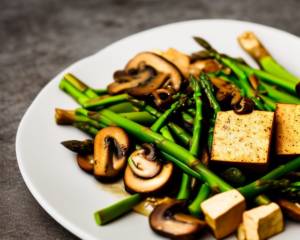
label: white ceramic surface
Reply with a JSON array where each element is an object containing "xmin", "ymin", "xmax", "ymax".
[{"xmin": 16, "ymin": 19, "xmax": 300, "ymax": 240}]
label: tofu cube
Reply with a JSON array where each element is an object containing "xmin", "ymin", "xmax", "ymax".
[
  {"xmin": 211, "ymin": 111, "xmax": 274, "ymax": 171},
  {"xmin": 243, "ymin": 203, "xmax": 284, "ymax": 240},
  {"xmin": 201, "ymin": 189, "xmax": 246, "ymax": 239},
  {"xmin": 237, "ymin": 223, "xmax": 246, "ymax": 240},
  {"xmin": 275, "ymin": 103, "xmax": 300, "ymax": 155}
]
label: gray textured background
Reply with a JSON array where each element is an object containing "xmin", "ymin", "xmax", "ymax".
[{"xmin": 1, "ymin": 0, "xmax": 300, "ymax": 239}]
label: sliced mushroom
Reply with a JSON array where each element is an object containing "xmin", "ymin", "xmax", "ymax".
[
  {"xmin": 277, "ymin": 198, "xmax": 300, "ymax": 222},
  {"xmin": 93, "ymin": 127, "xmax": 130, "ymax": 180},
  {"xmin": 129, "ymin": 143, "xmax": 162, "ymax": 178},
  {"xmin": 233, "ymin": 97, "xmax": 255, "ymax": 114},
  {"xmin": 126, "ymin": 72, "xmax": 170, "ymax": 97},
  {"xmin": 189, "ymin": 59, "xmax": 223, "ymax": 76},
  {"xmin": 152, "ymin": 88, "xmax": 175, "ymax": 107},
  {"xmin": 133, "ymin": 197, "xmax": 170, "ymax": 216},
  {"xmin": 125, "ymin": 52, "xmax": 182, "ymax": 92},
  {"xmin": 107, "ymin": 66, "xmax": 156, "ymax": 95},
  {"xmin": 149, "ymin": 198, "xmax": 206, "ymax": 240},
  {"xmin": 210, "ymin": 77, "xmax": 241, "ymax": 106},
  {"xmin": 124, "ymin": 161, "xmax": 173, "ymax": 194},
  {"xmin": 77, "ymin": 154, "xmax": 94, "ymax": 173}
]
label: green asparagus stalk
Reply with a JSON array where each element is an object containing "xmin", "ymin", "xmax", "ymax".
[
  {"xmin": 259, "ymin": 82, "xmax": 300, "ymax": 104},
  {"xmin": 237, "ymin": 32, "xmax": 300, "ymax": 84},
  {"xmin": 73, "ymin": 122, "xmax": 100, "ymax": 136},
  {"xmin": 189, "ymin": 76, "xmax": 203, "ymax": 158},
  {"xmin": 199, "ymin": 72, "xmax": 221, "ymax": 118},
  {"xmin": 258, "ymin": 94, "xmax": 276, "ymax": 111},
  {"xmin": 83, "ymin": 93, "xmax": 129, "ymax": 110},
  {"xmin": 188, "ymin": 184, "xmax": 212, "ymax": 217},
  {"xmin": 94, "ymin": 193, "xmax": 143, "ymax": 225},
  {"xmin": 93, "ymin": 89, "xmax": 108, "ymax": 96},
  {"xmin": 168, "ymin": 122, "xmax": 192, "ymax": 146},
  {"xmin": 187, "ymin": 108, "xmax": 196, "ymax": 116},
  {"xmin": 221, "ymin": 58, "xmax": 265, "ymax": 110},
  {"xmin": 128, "ymin": 99, "xmax": 162, "ymax": 118},
  {"xmin": 150, "ymin": 101, "xmax": 180, "ymax": 132},
  {"xmin": 160, "ymin": 126, "xmax": 175, "ymax": 142},
  {"xmin": 59, "ymin": 80, "xmax": 90, "ymax": 105},
  {"xmin": 107, "ymin": 102, "xmax": 139, "ymax": 113},
  {"xmin": 176, "ymin": 174, "xmax": 193, "ymax": 200},
  {"xmin": 237, "ymin": 63, "xmax": 298, "ymax": 96},
  {"xmin": 199, "ymin": 72, "xmax": 221, "ymax": 153},
  {"xmin": 119, "ymin": 112, "xmax": 156, "ymax": 125},
  {"xmin": 238, "ymin": 156, "xmax": 300, "ymax": 199},
  {"xmin": 254, "ymin": 194, "xmax": 271, "ymax": 206},
  {"xmin": 64, "ymin": 73, "xmax": 99, "ymax": 99}
]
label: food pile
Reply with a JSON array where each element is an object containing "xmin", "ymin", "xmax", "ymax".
[{"xmin": 56, "ymin": 32, "xmax": 300, "ymax": 240}]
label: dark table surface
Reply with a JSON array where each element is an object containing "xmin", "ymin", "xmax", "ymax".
[{"xmin": 1, "ymin": 0, "xmax": 300, "ymax": 239}]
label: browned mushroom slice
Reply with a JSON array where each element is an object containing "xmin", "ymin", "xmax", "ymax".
[
  {"xmin": 149, "ymin": 198, "xmax": 206, "ymax": 240},
  {"xmin": 93, "ymin": 127, "xmax": 130, "ymax": 180},
  {"xmin": 125, "ymin": 52, "xmax": 182, "ymax": 91},
  {"xmin": 277, "ymin": 198, "xmax": 300, "ymax": 222},
  {"xmin": 233, "ymin": 97, "xmax": 255, "ymax": 114},
  {"xmin": 126, "ymin": 72, "xmax": 169, "ymax": 97},
  {"xmin": 77, "ymin": 154, "xmax": 94, "ymax": 173},
  {"xmin": 189, "ymin": 59, "xmax": 223, "ymax": 76},
  {"xmin": 124, "ymin": 161, "xmax": 173, "ymax": 194},
  {"xmin": 129, "ymin": 144, "xmax": 162, "ymax": 178},
  {"xmin": 107, "ymin": 67, "xmax": 155, "ymax": 95},
  {"xmin": 152, "ymin": 88, "xmax": 175, "ymax": 107}
]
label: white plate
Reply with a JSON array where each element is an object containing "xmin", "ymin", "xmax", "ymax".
[{"xmin": 16, "ymin": 19, "xmax": 300, "ymax": 240}]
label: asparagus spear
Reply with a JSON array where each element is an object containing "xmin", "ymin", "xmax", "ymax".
[
  {"xmin": 237, "ymin": 63, "xmax": 299, "ymax": 96},
  {"xmin": 83, "ymin": 93, "xmax": 129, "ymax": 110},
  {"xmin": 159, "ymin": 126, "xmax": 175, "ymax": 142},
  {"xmin": 150, "ymin": 101, "xmax": 180, "ymax": 132},
  {"xmin": 61, "ymin": 139, "xmax": 94, "ymax": 155},
  {"xmin": 188, "ymin": 184, "xmax": 212, "ymax": 217},
  {"xmin": 168, "ymin": 122, "xmax": 192, "ymax": 146},
  {"xmin": 64, "ymin": 73, "xmax": 99, "ymax": 99},
  {"xmin": 199, "ymin": 72, "xmax": 221, "ymax": 153},
  {"xmin": 238, "ymin": 31, "xmax": 300, "ymax": 84},
  {"xmin": 221, "ymin": 58, "xmax": 265, "ymax": 110},
  {"xmin": 119, "ymin": 112, "xmax": 157, "ymax": 125}
]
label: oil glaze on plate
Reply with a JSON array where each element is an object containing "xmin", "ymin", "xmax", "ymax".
[{"xmin": 16, "ymin": 20, "xmax": 300, "ymax": 240}]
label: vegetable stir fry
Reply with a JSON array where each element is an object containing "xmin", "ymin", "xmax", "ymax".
[{"xmin": 56, "ymin": 32, "xmax": 300, "ymax": 240}]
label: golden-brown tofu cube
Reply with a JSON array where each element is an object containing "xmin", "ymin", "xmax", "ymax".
[
  {"xmin": 243, "ymin": 203, "xmax": 284, "ymax": 240},
  {"xmin": 201, "ymin": 189, "xmax": 246, "ymax": 239},
  {"xmin": 275, "ymin": 103, "xmax": 300, "ymax": 155},
  {"xmin": 211, "ymin": 111, "xmax": 274, "ymax": 170}
]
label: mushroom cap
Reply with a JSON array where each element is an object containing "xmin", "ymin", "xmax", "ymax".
[
  {"xmin": 277, "ymin": 198, "xmax": 300, "ymax": 222},
  {"xmin": 124, "ymin": 161, "xmax": 173, "ymax": 194},
  {"xmin": 149, "ymin": 198, "xmax": 206, "ymax": 240},
  {"xmin": 93, "ymin": 127, "xmax": 130, "ymax": 180},
  {"xmin": 125, "ymin": 52, "xmax": 183, "ymax": 91}
]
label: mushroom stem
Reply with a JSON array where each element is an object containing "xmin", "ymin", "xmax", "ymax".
[
  {"xmin": 94, "ymin": 193, "xmax": 143, "ymax": 225},
  {"xmin": 188, "ymin": 184, "xmax": 212, "ymax": 218}
]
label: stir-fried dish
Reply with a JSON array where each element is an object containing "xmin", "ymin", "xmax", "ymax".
[{"xmin": 56, "ymin": 31, "xmax": 300, "ymax": 240}]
